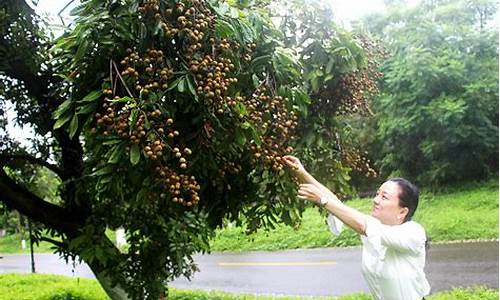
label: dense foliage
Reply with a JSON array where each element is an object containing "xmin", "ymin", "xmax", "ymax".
[
  {"xmin": 0, "ymin": 0, "xmax": 380, "ymax": 299},
  {"xmin": 357, "ymin": 0, "xmax": 498, "ymax": 185}
]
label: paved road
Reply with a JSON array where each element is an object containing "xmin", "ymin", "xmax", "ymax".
[{"xmin": 0, "ymin": 241, "xmax": 497, "ymax": 297}]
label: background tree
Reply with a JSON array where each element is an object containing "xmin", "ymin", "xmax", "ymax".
[
  {"xmin": 0, "ymin": 0, "xmax": 379, "ymax": 299},
  {"xmin": 356, "ymin": 0, "xmax": 498, "ymax": 185}
]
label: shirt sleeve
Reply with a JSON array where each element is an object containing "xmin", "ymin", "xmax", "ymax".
[{"xmin": 364, "ymin": 216, "xmax": 426, "ymax": 255}]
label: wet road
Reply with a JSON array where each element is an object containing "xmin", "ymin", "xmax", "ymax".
[{"xmin": 0, "ymin": 241, "xmax": 497, "ymax": 297}]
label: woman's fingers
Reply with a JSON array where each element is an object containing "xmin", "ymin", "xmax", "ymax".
[
  {"xmin": 282, "ymin": 155, "xmax": 300, "ymax": 168},
  {"xmin": 299, "ymin": 183, "xmax": 316, "ymax": 191},
  {"xmin": 282, "ymin": 155, "xmax": 297, "ymax": 162},
  {"xmin": 297, "ymin": 184, "xmax": 321, "ymax": 202}
]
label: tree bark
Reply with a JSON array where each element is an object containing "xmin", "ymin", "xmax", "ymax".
[{"xmin": 88, "ymin": 260, "xmax": 132, "ymax": 300}]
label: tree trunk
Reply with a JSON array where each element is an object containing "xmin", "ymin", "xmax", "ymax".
[{"xmin": 90, "ymin": 265, "xmax": 132, "ymax": 300}]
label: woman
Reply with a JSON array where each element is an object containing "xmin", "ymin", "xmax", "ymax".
[{"xmin": 282, "ymin": 155, "xmax": 430, "ymax": 300}]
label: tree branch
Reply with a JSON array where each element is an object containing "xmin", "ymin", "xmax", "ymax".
[
  {"xmin": 0, "ymin": 153, "xmax": 64, "ymax": 179},
  {"xmin": 0, "ymin": 167, "xmax": 82, "ymax": 235},
  {"xmin": 39, "ymin": 236, "xmax": 66, "ymax": 249}
]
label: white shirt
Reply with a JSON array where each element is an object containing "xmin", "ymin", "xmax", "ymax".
[{"xmin": 328, "ymin": 214, "xmax": 430, "ymax": 300}]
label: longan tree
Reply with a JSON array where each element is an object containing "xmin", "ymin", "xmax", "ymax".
[{"xmin": 0, "ymin": 0, "xmax": 380, "ymax": 299}]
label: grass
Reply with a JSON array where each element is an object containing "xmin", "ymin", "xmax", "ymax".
[
  {"xmin": 0, "ymin": 234, "xmax": 56, "ymax": 254},
  {"xmin": 0, "ymin": 229, "xmax": 117, "ymax": 254},
  {"xmin": 0, "ymin": 180, "xmax": 497, "ymax": 254},
  {"xmin": 209, "ymin": 179, "xmax": 498, "ymax": 252},
  {"xmin": 417, "ymin": 180, "xmax": 499, "ymax": 242},
  {"xmin": 0, "ymin": 273, "xmax": 497, "ymax": 300}
]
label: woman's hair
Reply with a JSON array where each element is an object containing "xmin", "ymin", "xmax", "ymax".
[{"xmin": 388, "ymin": 177, "xmax": 419, "ymax": 222}]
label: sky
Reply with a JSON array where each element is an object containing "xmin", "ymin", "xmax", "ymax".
[
  {"xmin": 7, "ymin": 0, "xmax": 417, "ymax": 147},
  {"xmin": 33, "ymin": 0, "xmax": 422, "ymax": 27}
]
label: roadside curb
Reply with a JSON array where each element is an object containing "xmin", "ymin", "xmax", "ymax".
[{"xmin": 428, "ymin": 238, "xmax": 498, "ymax": 245}]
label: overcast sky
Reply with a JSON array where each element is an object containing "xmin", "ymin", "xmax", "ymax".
[{"xmin": 32, "ymin": 0, "xmax": 401, "ymax": 25}]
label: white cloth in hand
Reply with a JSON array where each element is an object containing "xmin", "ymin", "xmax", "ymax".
[{"xmin": 327, "ymin": 213, "xmax": 343, "ymax": 235}]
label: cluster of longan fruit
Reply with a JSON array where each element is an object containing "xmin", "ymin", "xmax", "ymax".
[
  {"xmin": 91, "ymin": 96, "xmax": 200, "ymax": 206},
  {"xmin": 153, "ymin": 0, "xmax": 216, "ymax": 56},
  {"xmin": 244, "ymin": 88, "xmax": 299, "ymax": 172},
  {"xmin": 311, "ymin": 36, "xmax": 383, "ymax": 117},
  {"xmin": 218, "ymin": 161, "xmax": 243, "ymax": 176},
  {"xmin": 242, "ymin": 43, "xmax": 256, "ymax": 62},
  {"xmin": 191, "ymin": 55, "xmax": 237, "ymax": 113},
  {"xmin": 138, "ymin": 0, "xmax": 160, "ymax": 14},
  {"xmin": 156, "ymin": 164, "xmax": 200, "ymax": 206},
  {"xmin": 343, "ymin": 148, "xmax": 377, "ymax": 178},
  {"xmin": 137, "ymin": 0, "xmax": 243, "ymax": 116},
  {"xmin": 120, "ymin": 48, "xmax": 173, "ymax": 97}
]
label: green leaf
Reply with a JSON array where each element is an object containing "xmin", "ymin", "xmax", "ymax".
[
  {"xmin": 177, "ymin": 77, "xmax": 186, "ymax": 93},
  {"xmin": 186, "ymin": 75, "xmax": 198, "ymax": 101},
  {"xmin": 241, "ymin": 121, "xmax": 251, "ymax": 129},
  {"xmin": 211, "ymin": 1, "xmax": 230, "ymax": 16},
  {"xmin": 250, "ymin": 126, "xmax": 262, "ymax": 146},
  {"xmin": 234, "ymin": 103, "xmax": 248, "ymax": 116},
  {"xmin": 166, "ymin": 77, "xmax": 183, "ymax": 91},
  {"xmin": 108, "ymin": 144, "xmax": 124, "ymax": 164},
  {"xmin": 52, "ymin": 99, "xmax": 72, "ymax": 120},
  {"xmin": 91, "ymin": 165, "xmax": 114, "ymax": 176},
  {"xmin": 229, "ymin": 7, "xmax": 239, "ymax": 19},
  {"xmin": 136, "ymin": 188, "xmax": 147, "ymax": 202},
  {"xmin": 129, "ymin": 109, "xmax": 138, "ymax": 132},
  {"xmin": 326, "ymin": 58, "xmax": 335, "ymax": 74},
  {"xmin": 77, "ymin": 90, "xmax": 102, "ymax": 103},
  {"xmin": 153, "ymin": 19, "xmax": 163, "ymax": 35},
  {"xmin": 324, "ymin": 74, "xmax": 334, "ymax": 82},
  {"xmin": 109, "ymin": 96, "xmax": 135, "ymax": 103},
  {"xmin": 74, "ymin": 39, "xmax": 89, "ymax": 62},
  {"xmin": 69, "ymin": 114, "xmax": 79, "ymax": 138},
  {"xmin": 115, "ymin": 22, "xmax": 134, "ymax": 40},
  {"xmin": 130, "ymin": 144, "xmax": 140, "ymax": 165},
  {"xmin": 102, "ymin": 139, "xmax": 122, "ymax": 145},
  {"xmin": 311, "ymin": 76, "xmax": 320, "ymax": 93},
  {"xmin": 77, "ymin": 102, "xmax": 98, "ymax": 115},
  {"xmin": 252, "ymin": 74, "xmax": 260, "ymax": 87},
  {"xmin": 53, "ymin": 112, "xmax": 73, "ymax": 129},
  {"xmin": 235, "ymin": 127, "xmax": 247, "ymax": 146},
  {"xmin": 215, "ymin": 19, "xmax": 235, "ymax": 38},
  {"xmin": 250, "ymin": 55, "xmax": 271, "ymax": 71}
]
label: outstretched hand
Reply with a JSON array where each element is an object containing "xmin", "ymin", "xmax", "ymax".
[
  {"xmin": 297, "ymin": 183, "xmax": 325, "ymax": 204},
  {"xmin": 282, "ymin": 155, "xmax": 305, "ymax": 175}
]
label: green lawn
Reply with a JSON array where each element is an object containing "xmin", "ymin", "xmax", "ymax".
[
  {"xmin": 0, "ymin": 273, "xmax": 497, "ymax": 300},
  {"xmin": 0, "ymin": 234, "xmax": 56, "ymax": 254}
]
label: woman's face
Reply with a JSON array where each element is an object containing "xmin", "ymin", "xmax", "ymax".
[{"xmin": 371, "ymin": 181, "xmax": 409, "ymax": 225}]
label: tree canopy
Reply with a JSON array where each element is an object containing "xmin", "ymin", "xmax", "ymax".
[{"xmin": 0, "ymin": 0, "xmax": 380, "ymax": 299}]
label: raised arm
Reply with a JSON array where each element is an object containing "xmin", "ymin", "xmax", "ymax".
[
  {"xmin": 282, "ymin": 155, "xmax": 333, "ymax": 197},
  {"xmin": 282, "ymin": 155, "xmax": 368, "ymax": 235}
]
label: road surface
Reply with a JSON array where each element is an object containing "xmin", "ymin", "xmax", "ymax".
[{"xmin": 0, "ymin": 241, "xmax": 497, "ymax": 297}]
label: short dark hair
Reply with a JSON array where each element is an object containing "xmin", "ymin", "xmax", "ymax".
[{"xmin": 388, "ymin": 177, "xmax": 419, "ymax": 222}]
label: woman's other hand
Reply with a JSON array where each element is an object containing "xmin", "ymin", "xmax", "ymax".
[{"xmin": 297, "ymin": 183, "xmax": 325, "ymax": 204}]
